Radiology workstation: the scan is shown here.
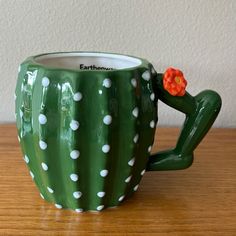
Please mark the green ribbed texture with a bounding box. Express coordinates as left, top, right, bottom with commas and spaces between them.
15, 57, 157, 211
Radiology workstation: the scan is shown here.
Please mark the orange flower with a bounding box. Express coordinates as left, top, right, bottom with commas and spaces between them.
163, 67, 187, 96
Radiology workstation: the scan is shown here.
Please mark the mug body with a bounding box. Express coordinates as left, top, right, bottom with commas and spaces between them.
15, 52, 157, 211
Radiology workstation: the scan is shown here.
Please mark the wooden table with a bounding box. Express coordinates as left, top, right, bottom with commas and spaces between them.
0, 124, 235, 235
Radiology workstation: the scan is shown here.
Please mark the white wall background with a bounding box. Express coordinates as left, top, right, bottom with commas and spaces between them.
0, 0, 235, 127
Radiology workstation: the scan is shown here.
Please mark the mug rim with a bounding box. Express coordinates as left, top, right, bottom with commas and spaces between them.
28, 51, 150, 72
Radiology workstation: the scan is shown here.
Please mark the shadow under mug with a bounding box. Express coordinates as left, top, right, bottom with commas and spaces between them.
15, 52, 221, 212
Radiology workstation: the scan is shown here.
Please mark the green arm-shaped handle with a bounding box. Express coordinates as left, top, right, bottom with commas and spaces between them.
147, 73, 222, 171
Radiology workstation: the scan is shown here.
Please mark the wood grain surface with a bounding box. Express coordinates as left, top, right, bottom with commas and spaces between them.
0, 124, 235, 235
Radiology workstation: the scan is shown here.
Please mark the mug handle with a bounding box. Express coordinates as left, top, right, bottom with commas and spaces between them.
147, 72, 222, 171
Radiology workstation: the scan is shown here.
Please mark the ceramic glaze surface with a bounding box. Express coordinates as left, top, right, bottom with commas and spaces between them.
15, 52, 157, 211
15, 52, 222, 212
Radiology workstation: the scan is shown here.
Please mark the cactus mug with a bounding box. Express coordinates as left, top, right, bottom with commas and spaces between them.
15, 52, 221, 212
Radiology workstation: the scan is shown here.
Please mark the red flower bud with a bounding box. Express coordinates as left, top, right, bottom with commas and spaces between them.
163, 67, 187, 96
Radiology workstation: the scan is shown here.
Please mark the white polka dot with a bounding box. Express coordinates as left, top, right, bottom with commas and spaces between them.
70, 120, 79, 130
133, 185, 139, 191
24, 155, 29, 163
125, 175, 132, 183
73, 92, 83, 101
98, 90, 103, 94
96, 205, 104, 211
41, 162, 48, 171
150, 120, 155, 128
102, 144, 110, 153
141, 169, 146, 176
118, 195, 125, 202
103, 78, 111, 88
70, 174, 79, 182
150, 93, 155, 101
148, 146, 152, 153
70, 150, 80, 159
42, 77, 50, 87
151, 67, 156, 74
40, 193, 45, 199
20, 110, 23, 118
132, 107, 139, 118
38, 114, 47, 124
47, 187, 54, 193
100, 169, 108, 177
73, 191, 82, 199
128, 158, 135, 166
103, 115, 112, 125
97, 192, 106, 198
75, 208, 83, 213
30, 171, 34, 179
55, 204, 62, 209
39, 140, 47, 150
142, 71, 151, 81
18, 65, 21, 72
133, 134, 139, 143
131, 78, 137, 88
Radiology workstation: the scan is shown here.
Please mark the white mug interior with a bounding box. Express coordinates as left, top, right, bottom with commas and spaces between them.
34, 52, 142, 70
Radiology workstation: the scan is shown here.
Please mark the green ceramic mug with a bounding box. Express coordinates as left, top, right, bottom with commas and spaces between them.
15, 52, 221, 212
